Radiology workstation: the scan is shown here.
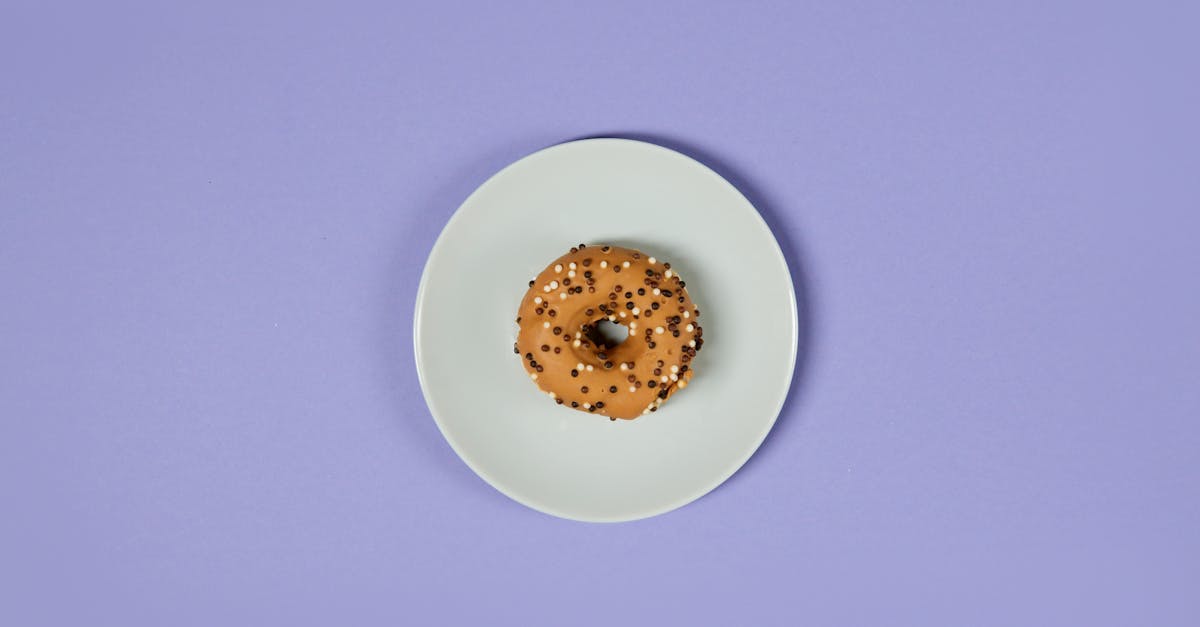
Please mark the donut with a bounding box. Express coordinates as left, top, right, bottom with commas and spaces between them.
514, 244, 704, 420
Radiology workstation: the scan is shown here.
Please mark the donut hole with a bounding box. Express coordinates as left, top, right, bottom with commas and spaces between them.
587, 319, 629, 349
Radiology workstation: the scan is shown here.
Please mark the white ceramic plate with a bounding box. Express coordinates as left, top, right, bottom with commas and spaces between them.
414, 138, 796, 522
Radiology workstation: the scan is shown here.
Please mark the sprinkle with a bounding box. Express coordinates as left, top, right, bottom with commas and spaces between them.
622, 261, 630, 268
664, 270, 672, 278
567, 270, 575, 278
600, 261, 608, 268
549, 392, 556, 399
670, 365, 679, 373
688, 340, 696, 347
543, 285, 551, 292
549, 280, 559, 289
629, 387, 636, 393
559, 292, 567, 300
582, 403, 590, 409
586, 365, 594, 372
670, 374, 678, 382
629, 322, 637, 330
554, 264, 563, 273
573, 340, 581, 347
655, 326, 664, 334
648, 257, 657, 264
620, 363, 628, 371
686, 324, 694, 332
628, 327, 636, 337
619, 311, 626, 318
652, 288, 661, 296
534, 296, 543, 304
576, 362, 585, 371
543, 321, 550, 328
569, 262, 577, 270
661, 376, 668, 383
530, 373, 538, 380
631, 307, 640, 315
683, 311, 690, 319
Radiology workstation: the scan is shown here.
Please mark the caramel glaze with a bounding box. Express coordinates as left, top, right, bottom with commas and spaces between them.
515, 244, 704, 419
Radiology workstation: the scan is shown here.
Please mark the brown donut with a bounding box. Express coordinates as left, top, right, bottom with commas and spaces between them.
514, 244, 704, 420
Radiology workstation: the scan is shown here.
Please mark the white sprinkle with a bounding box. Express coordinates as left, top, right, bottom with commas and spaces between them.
688, 340, 696, 347
576, 362, 584, 371
655, 326, 664, 335
569, 262, 577, 270
686, 324, 694, 332
670, 365, 679, 373
583, 403, 590, 409
530, 373, 538, 380
629, 321, 637, 329
619, 311, 626, 318
622, 261, 630, 268
661, 376, 668, 383
600, 261, 608, 268
670, 374, 678, 382
559, 292, 567, 300
543, 321, 550, 328
586, 365, 594, 372
652, 288, 660, 296
534, 296, 543, 304
543, 285, 551, 293
568, 270, 576, 278
608, 315, 616, 322
575, 332, 582, 338
628, 327, 636, 337
549, 392, 556, 399
620, 363, 628, 371
665, 270, 673, 278
554, 264, 563, 273
648, 257, 657, 264
629, 387, 637, 393
683, 311, 690, 319
549, 280, 558, 289
573, 340, 581, 347
631, 307, 640, 315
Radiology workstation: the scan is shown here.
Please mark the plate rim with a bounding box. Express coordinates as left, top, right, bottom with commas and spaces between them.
413, 137, 798, 522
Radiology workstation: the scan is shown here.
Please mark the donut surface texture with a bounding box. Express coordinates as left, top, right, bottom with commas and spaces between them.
515, 244, 704, 420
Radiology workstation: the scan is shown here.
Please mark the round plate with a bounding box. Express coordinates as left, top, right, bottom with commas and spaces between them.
414, 138, 797, 522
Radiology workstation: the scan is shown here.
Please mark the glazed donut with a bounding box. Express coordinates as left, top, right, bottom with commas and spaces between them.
514, 244, 704, 420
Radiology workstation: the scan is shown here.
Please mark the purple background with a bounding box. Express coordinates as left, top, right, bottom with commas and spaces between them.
3, 2, 1198, 625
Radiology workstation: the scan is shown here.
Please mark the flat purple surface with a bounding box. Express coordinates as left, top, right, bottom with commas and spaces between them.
2, 2, 1198, 625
